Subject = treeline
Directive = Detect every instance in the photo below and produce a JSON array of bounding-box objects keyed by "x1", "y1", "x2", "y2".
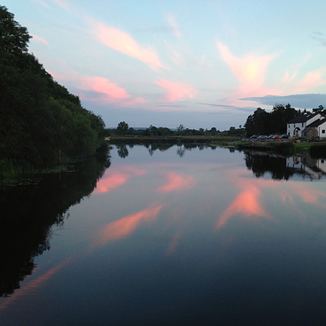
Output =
[
  {"x1": 244, "y1": 104, "x2": 325, "y2": 136},
  {"x1": 107, "y1": 121, "x2": 246, "y2": 137},
  {"x1": 0, "y1": 6, "x2": 105, "y2": 168}
]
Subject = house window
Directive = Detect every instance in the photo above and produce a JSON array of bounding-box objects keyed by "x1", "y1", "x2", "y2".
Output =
[
  {"x1": 322, "y1": 130, "x2": 325, "y2": 134},
  {"x1": 302, "y1": 123, "x2": 304, "y2": 127}
]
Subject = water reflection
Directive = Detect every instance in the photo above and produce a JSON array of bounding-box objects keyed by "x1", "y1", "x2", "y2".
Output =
[
  {"x1": 0, "y1": 153, "x2": 109, "y2": 297},
  {"x1": 217, "y1": 185, "x2": 270, "y2": 230},
  {"x1": 157, "y1": 172, "x2": 195, "y2": 193},
  {"x1": 94, "y1": 204, "x2": 162, "y2": 246},
  {"x1": 95, "y1": 165, "x2": 146, "y2": 194},
  {"x1": 0, "y1": 258, "x2": 71, "y2": 311},
  {"x1": 245, "y1": 150, "x2": 326, "y2": 180},
  {"x1": 116, "y1": 144, "x2": 129, "y2": 158},
  {"x1": 2, "y1": 144, "x2": 326, "y2": 325}
]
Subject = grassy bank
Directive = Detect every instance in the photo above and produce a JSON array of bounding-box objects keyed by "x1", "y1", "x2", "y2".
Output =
[
  {"x1": 0, "y1": 145, "x2": 110, "y2": 187},
  {"x1": 222, "y1": 140, "x2": 326, "y2": 156},
  {"x1": 0, "y1": 159, "x2": 81, "y2": 186}
]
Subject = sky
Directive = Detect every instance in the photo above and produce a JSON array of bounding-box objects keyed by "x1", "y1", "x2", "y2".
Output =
[{"x1": 4, "y1": 0, "x2": 326, "y2": 129}]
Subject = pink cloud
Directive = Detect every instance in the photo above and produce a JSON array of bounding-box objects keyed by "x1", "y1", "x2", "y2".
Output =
[
  {"x1": 31, "y1": 34, "x2": 49, "y2": 46},
  {"x1": 82, "y1": 76, "x2": 129, "y2": 101},
  {"x1": 95, "y1": 166, "x2": 146, "y2": 194},
  {"x1": 216, "y1": 41, "x2": 276, "y2": 98},
  {"x1": 157, "y1": 172, "x2": 195, "y2": 192},
  {"x1": 295, "y1": 69, "x2": 326, "y2": 93},
  {"x1": 95, "y1": 172, "x2": 129, "y2": 193},
  {"x1": 95, "y1": 204, "x2": 162, "y2": 246},
  {"x1": 92, "y1": 22, "x2": 164, "y2": 71},
  {"x1": 0, "y1": 258, "x2": 71, "y2": 312},
  {"x1": 215, "y1": 169, "x2": 275, "y2": 230},
  {"x1": 216, "y1": 185, "x2": 270, "y2": 230},
  {"x1": 156, "y1": 79, "x2": 197, "y2": 102},
  {"x1": 77, "y1": 75, "x2": 146, "y2": 107}
]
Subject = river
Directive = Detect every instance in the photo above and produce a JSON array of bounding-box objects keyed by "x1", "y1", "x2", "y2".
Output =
[{"x1": 1, "y1": 144, "x2": 326, "y2": 325}]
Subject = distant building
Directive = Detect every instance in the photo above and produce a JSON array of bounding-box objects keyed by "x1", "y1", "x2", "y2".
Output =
[
  {"x1": 287, "y1": 112, "x2": 326, "y2": 139},
  {"x1": 303, "y1": 118, "x2": 326, "y2": 139}
]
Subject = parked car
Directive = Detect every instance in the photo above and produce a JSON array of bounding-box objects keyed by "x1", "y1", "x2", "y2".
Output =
[{"x1": 257, "y1": 135, "x2": 268, "y2": 141}]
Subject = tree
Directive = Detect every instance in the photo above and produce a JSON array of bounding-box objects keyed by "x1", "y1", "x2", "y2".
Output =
[
  {"x1": 116, "y1": 121, "x2": 129, "y2": 134},
  {"x1": 0, "y1": 6, "x2": 105, "y2": 168},
  {"x1": 0, "y1": 6, "x2": 30, "y2": 54},
  {"x1": 176, "y1": 124, "x2": 184, "y2": 135},
  {"x1": 244, "y1": 105, "x2": 297, "y2": 136}
]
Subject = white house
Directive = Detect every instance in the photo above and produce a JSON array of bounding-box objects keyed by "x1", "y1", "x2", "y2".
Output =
[
  {"x1": 316, "y1": 158, "x2": 326, "y2": 174},
  {"x1": 287, "y1": 113, "x2": 321, "y2": 138},
  {"x1": 303, "y1": 118, "x2": 326, "y2": 139}
]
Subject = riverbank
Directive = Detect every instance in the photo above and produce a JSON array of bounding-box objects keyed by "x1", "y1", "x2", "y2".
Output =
[
  {"x1": 108, "y1": 135, "x2": 240, "y2": 144},
  {"x1": 0, "y1": 145, "x2": 110, "y2": 187},
  {"x1": 221, "y1": 140, "x2": 326, "y2": 156}
]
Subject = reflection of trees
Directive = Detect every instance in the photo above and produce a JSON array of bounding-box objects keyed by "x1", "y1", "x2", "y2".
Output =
[
  {"x1": 245, "y1": 151, "x2": 294, "y2": 180},
  {"x1": 245, "y1": 150, "x2": 326, "y2": 180},
  {"x1": 143, "y1": 143, "x2": 217, "y2": 157},
  {"x1": 0, "y1": 150, "x2": 110, "y2": 297},
  {"x1": 146, "y1": 143, "x2": 175, "y2": 156},
  {"x1": 116, "y1": 144, "x2": 129, "y2": 158},
  {"x1": 176, "y1": 146, "x2": 186, "y2": 158}
]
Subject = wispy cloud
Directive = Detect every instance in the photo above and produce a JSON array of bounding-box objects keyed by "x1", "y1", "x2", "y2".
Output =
[
  {"x1": 156, "y1": 79, "x2": 197, "y2": 102},
  {"x1": 216, "y1": 41, "x2": 276, "y2": 97},
  {"x1": 95, "y1": 166, "x2": 146, "y2": 194},
  {"x1": 295, "y1": 69, "x2": 326, "y2": 93},
  {"x1": 241, "y1": 94, "x2": 326, "y2": 108},
  {"x1": 92, "y1": 21, "x2": 165, "y2": 71},
  {"x1": 94, "y1": 204, "x2": 162, "y2": 246},
  {"x1": 34, "y1": 0, "x2": 70, "y2": 10},
  {"x1": 0, "y1": 258, "x2": 72, "y2": 312},
  {"x1": 166, "y1": 13, "x2": 182, "y2": 38},
  {"x1": 31, "y1": 34, "x2": 49, "y2": 46},
  {"x1": 76, "y1": 75, "x2": 146, "y2": 107},
  {"x1": 53, "y1": 0, "x2": 69, "y2": 10},
  {"x1": 216, "y1": 185, "x2": 270, "y2": 230},
  {"x1": 312, "y1": 31, "x2": 326, "y2": 47},
  {"x1": 157, "y1": 172, "x2": 195, "y2": 193}
]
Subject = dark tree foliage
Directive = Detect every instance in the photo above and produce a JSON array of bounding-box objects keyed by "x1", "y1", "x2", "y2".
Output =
[
  {"x1": 0, "y1": 151, "x2": 110, "y2": 296},
  {"x1": 244, "y1": 104, "x2": 298, "y2": 136},
  {"x1": 116, "y1": 121, "x2": 129, "y2": 134},
  {"x1": 244, "y1": 151, "x2": 294, "y2": 180},
  {"x1": 0, "y1": 6, "x2": 105, "y2": 167}
]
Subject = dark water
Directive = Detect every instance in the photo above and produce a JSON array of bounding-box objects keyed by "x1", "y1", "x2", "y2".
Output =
[{"x1": 1, "y1": 144, "x2": 326, "y2": 325}]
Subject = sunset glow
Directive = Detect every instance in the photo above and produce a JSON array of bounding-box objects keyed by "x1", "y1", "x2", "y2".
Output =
[
  {"x1": 158, "y1": 172, "x2": 195, "y2": 193},
  {"x1": 7, "y1": 0, "x2": 325, "y2": 128},
  {"x1": 216, "y1": 186, "x2": 270, "y2": 229},
  {"x1": 95, "y1": 204, "x2": 162, "y2": 246},
  {"x1": 0, "y1": 258, "x2": 71, "y2": 312}
]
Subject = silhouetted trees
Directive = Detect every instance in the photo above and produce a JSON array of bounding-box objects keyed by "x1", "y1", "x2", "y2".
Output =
[
  {"x1": 116, "y1": 121, "x2": 129, "y2": 134},
  {"x1": 0, "y1": 6, "x2": 105, "y2": 168},
  {"x1": 244, "y1": 104, "x2": 299, "y2": 136},
  {"x1": 0, "y1": 150, "x2": 110, "y2": 296}
]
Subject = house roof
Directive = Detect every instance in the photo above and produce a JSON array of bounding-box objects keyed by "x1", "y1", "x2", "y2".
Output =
[
  {"x1": 288, "y1": 112, "x2": 319, "y2": 124},
  {"x1": 306, "y1": 118, "x2": 326, "y2": 128}
]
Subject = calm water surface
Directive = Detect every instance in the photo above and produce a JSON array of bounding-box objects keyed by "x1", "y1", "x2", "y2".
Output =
[{"x1": 1, "y1": 145, "x2": 326, "y2": 325}]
